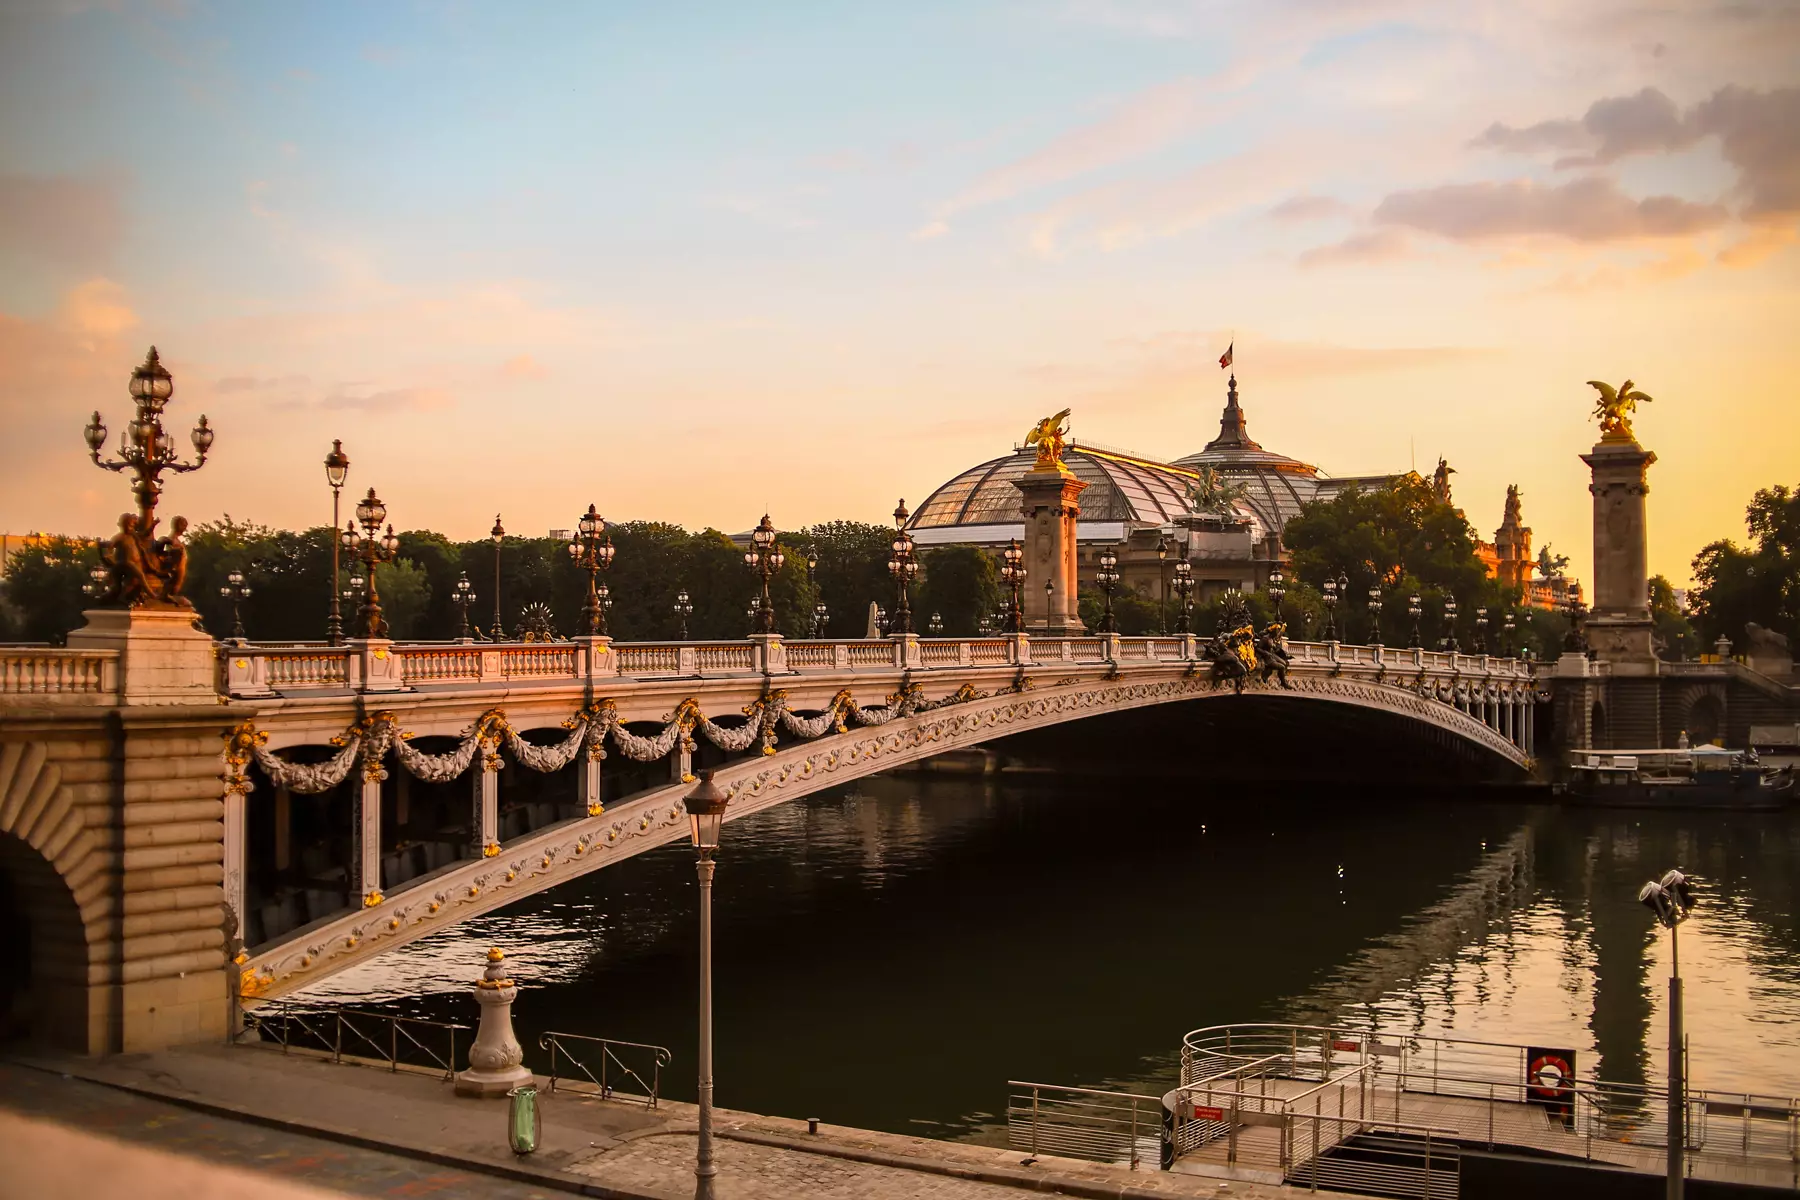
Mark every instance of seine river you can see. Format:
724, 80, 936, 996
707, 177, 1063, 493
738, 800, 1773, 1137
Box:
300, 771, 1800, 1138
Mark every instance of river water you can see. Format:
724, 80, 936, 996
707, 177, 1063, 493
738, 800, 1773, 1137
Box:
299, 771, 1800, 1139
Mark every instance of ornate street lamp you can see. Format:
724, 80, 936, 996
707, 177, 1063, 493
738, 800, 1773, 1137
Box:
1368, 587, 1384, 645
341, 566, 366, 621
1172, 560, 1195, 634
1407, 594, 1423, 649
1094, 546, 1121, 633
1503, 610, 1518, 657
674, 588, 694, 640
567, 503, 616, 637
1639, 869, 1698, 1200
874, 604, 887, 636
804, 547, 825, 637
744, 514, 785, 635
1000, 538, 1026, 633
1337, 572, 1350, 638
452, 572, 477, 641
219, 569, 251, 641
1322, 577, 1340, 641
340, 489, 399, 637
887, 500, 918, 635
324, 440, 350, 644
83, 346, 213, 607
928, 611, 945, 636
1444, 597, 1460, 653
1475, 606, 1489, 654
489, 515, 507, 640
682, 770, 731, 1200
811, 600, 829, 638
1267, 570, 1286, 624
1157, 533, 1175, 634
746, 595, 762, 630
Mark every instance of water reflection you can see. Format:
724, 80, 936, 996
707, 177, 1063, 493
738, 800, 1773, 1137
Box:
302, 773, 1800, 1138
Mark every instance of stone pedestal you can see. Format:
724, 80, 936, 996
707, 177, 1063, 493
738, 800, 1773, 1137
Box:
456, 948, 534, 1097
66, 607, 219, 705
1015, 467, 1087, 636
1581, 436, 1657, 665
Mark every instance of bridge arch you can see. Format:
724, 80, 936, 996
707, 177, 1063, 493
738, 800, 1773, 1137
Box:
241, 673, 1527, 999
0, 742, 111, 1051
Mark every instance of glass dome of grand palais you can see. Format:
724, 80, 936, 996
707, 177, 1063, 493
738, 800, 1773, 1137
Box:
905, 375, 1399, 598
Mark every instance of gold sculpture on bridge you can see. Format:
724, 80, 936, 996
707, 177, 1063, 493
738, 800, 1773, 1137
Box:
1587, 378, 1652, 441
1025, 409, 1073, 474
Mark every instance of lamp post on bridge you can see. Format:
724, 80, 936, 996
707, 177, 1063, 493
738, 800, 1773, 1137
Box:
452, 572, 477, 641
1336, 572, 1349, 640
340, 489, 398, 638
1157, 533, 1175, 634
1639, 869, 1697, 1200
1407, 594, 1423, 649
1444, 597, 1460, 653
805, 547, 828, 638
1267, 570, 1286, 625
324, 440, 350, 644
489, 515, 507, 641
1503, 610, 1517, 657
928, 612, 945, 636
1322, 577, 1339, 641
744, 514, 785, 635
888, 500, 917, 635
683, 770, 731, 1200
674, 588, 694, 641
1172, 561, 1194, 634
1368, 587, 1384, 646
1001, 538, 1026, 633
220, 569, 251, 641
1094, 546, 1120, 634
568, 504, 616, 637
1475, 606, 1489, 654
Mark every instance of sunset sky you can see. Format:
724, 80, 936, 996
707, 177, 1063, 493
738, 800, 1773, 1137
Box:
2, 1, 1795, 586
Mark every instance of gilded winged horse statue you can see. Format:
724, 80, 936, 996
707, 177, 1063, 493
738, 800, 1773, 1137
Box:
1587, 378, 1652, 440
1025, 409, 1073, 473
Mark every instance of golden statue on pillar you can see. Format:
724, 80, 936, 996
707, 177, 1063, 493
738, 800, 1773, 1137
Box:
1025, 408, 1073, 474
1587, 378, 1652, 441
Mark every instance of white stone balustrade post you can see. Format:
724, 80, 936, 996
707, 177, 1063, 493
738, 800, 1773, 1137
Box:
358, 638, 404, 693
455, 948, 535, 1097
574, 635, 613, 678
751, 633, 786, 675
1101, 632, 1121, 663
894, 633, 922, 669
1007, 633, 1032, 666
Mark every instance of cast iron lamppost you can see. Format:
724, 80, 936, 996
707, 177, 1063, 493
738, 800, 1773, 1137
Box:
1639, 868, 1697, 1200
324, 440, 350, 644
1172, 561, 1194, 634
568, 504, 616, 637
1001, 538, 1026, 633
1094, 546, 1120, 633
220, 569, 251, 640
744, 515, 784, 635
83, 346, 214, 597
682, 770, 731, 1200
341, 566, 365, 625
1043, 578, 1053, 629
340, 489, 399, 637
888, 500, 917, 635
1157, 533, 1175, 634
489, 515, 507, 640
452, 572, 477, 641
1368, 587, 1384, 645
1503, 610, 1518, 657
1322, 577, 1339, 640
1336, 572, 1350, 639
1267, 570, 1286, 624
928, 612, 945, 636
1444, 597, 1460, 653
1475, 606, 1489, 654
674, 589, 694, 641
1407, 594, 1423, 649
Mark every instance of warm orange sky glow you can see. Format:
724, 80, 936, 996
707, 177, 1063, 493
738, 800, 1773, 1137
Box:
2, 3, 1796, 587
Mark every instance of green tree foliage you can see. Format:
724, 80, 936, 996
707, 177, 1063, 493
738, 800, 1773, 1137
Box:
918, 546, 1001, 636
1649, 574, 1699, 661
800, 521, 893, 638
0, 537, 102, 644
1282, 477, 1514, 648
1690, 484, 1800, 648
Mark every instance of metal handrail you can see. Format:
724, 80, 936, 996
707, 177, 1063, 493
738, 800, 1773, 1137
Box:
539, 1030, 671, 1108
1006, 1080, 1164, 1171
240, 999, 469, 1080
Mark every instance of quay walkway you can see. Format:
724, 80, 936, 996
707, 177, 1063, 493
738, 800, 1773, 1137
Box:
0, 1039, 1354, 1200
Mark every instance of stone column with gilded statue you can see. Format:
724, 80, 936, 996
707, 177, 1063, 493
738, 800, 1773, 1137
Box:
1014, 409, 1088, 636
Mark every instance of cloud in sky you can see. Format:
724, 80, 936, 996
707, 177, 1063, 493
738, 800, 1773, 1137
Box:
0, 172, 127, 275
1374, 177, 1727, 244
500, 353, 549, 381
1298, 228, 1410, 267
1268, 194, 1350, 223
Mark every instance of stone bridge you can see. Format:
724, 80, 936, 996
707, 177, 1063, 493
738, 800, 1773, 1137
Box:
2, 624, 1536, 1046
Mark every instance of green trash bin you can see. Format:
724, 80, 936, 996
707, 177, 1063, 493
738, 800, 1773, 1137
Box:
508, 1084, 540, 1156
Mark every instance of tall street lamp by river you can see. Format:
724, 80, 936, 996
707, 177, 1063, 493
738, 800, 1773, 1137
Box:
1172, 561, 1194, 634
683, 770, 731, 1200
1444, 597, 1460, 653
1094, 545, 1120, 633
1368, 587, 1384, 646
1267, 570, 1286, 625
568, 504, 616, 637
674, 588, 694, 641
324, 440, 350, 644
1322, 577, 1339, 640
1407, 594, 1423, 649
1157, 533, 1174, 634
220, 569, 251, 641
1000, 539, 1026, 633
888, 500, 918, 635
489, 515, 507, 640
744, 515, 784, 635
340, 489, 399, 638
1639, 868, 1697, 1200
452, 572, 477, 641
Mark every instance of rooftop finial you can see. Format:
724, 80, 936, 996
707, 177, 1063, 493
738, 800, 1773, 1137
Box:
1203, 372, 1261, 453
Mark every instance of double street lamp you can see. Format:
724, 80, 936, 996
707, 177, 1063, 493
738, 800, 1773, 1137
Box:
324, 440, 350, 644
674, 589, 694, 641
1322, 577, 1340, 641
1503, 610, 1518, 657
452, 572, 478, 641
340, 489, 399, 638
1475, 606, 1489, 654
1157, 533, 1175, 634
1639, 869, 1698, 1200
1267, 570, 1286, 623
1368, 587, 1384, 645
489, 515, 507, 641
682, 770, 732, 1200
1094, 546, 1120, 633
1407, 594, 1423, 649
888, 500, 918, 635
928, 612, 945, 636
568, 504, 616, 637
220, 569, 251, 641
744, 515, 785, 635
1000, 539, 1026, 633
1444, 597, 1460, 653
1172, 561, 1195, 634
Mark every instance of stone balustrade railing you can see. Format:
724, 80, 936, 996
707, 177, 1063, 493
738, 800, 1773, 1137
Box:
0, 646, 122, 702
207, 633, 1534, 702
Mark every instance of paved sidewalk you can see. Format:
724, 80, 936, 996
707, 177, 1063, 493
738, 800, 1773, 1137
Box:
5, 1041, 1353, 1200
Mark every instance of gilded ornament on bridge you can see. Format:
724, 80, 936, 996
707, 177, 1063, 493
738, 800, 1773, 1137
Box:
1024, 408, 1073, 475
1587, 378, 1652, 441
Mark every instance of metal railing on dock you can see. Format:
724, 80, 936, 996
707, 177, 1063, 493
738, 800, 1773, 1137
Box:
240, 999, 469, 1080
540, 1031, 671, 1108
1006, 1081, 1163, 1170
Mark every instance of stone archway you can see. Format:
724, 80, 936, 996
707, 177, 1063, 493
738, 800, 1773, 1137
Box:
0, 742, 113, 1052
